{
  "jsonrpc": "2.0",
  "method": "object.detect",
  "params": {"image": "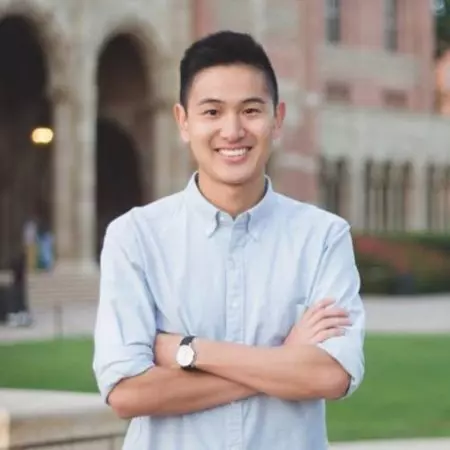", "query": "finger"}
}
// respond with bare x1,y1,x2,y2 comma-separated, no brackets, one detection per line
312,327,345,344
302,298,335,321
307,306,349,327
312,317,351,335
